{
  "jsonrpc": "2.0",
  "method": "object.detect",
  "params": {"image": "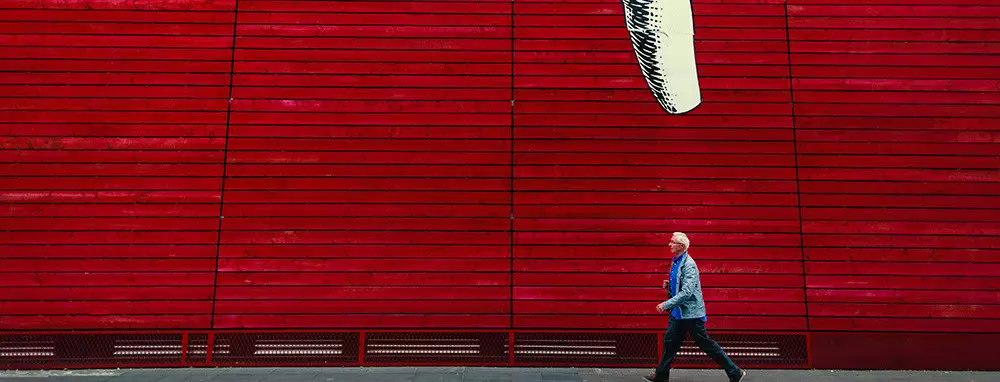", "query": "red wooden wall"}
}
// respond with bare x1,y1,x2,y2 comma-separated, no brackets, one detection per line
1,0,998,371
